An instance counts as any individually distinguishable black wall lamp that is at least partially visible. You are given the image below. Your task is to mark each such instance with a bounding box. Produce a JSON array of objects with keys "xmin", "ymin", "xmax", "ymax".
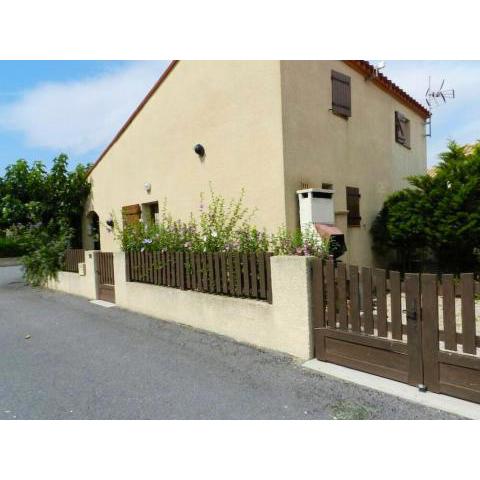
[
  {"xmin": 194, "ymin": 144, "xmax": 205, "ymax": 157},
  {"xmin": 106, "ymin": 219, "xmax": 114, "ymax": 228}
]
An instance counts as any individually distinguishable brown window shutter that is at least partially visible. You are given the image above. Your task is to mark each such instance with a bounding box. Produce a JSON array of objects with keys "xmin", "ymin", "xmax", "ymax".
[
  {"xmin": 122, "ymin": 204, "xmax": 141, "ymax": 226},
  {"xmin": 395, "ymin": 111, "xmax": 411, "ymax": 148},
  {"xmin": 331, "ymin": 70, "xmax": 351, "ymax": 118},
  {"xmin": 346, "ymin": 187, "xmax": 361, "ymax": 227}
]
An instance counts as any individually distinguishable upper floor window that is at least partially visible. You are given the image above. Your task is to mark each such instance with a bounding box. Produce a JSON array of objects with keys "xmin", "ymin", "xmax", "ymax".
[
  {"xmin": 331, "ymin": 70, "xmax": 351, "ymax": 118},
  {"xmin": 395, "ymin": 111, "xmax": 411, "ymax": 148}
]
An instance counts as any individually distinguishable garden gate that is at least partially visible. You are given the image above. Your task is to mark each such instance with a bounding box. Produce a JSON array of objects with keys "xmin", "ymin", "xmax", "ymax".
[
  {"xmin": 96, "ymin": 252, "xmax": 115, "ymax": 303},
  {"xmin": 312, "ymin": 259, "xmax": 480, "ymax": 404}
]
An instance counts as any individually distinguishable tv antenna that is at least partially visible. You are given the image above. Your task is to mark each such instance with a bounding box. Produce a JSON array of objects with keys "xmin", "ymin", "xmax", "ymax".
[
  {"xmin": 424, "ymin": 76, "xmax": 455, "ymax": 137},
  {"xmin": 425, "ymin": 77, "xmax": 455, "ymax": 109},
  {"xmin": 366, "ymin": 61, "xmax": 386, "ymax": 80}
]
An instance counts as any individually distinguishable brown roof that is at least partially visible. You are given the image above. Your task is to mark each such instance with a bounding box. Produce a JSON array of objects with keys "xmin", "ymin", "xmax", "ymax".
[
  {"xmin": 87, "ymin": 60, "xmax": 430, "ymax": 176},
  {"xmin": 343, "ymin": 61, "xmax": 430, "ymax": 120}
]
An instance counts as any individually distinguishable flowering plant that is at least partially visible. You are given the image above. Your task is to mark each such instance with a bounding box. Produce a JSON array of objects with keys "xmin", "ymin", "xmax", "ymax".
[{"xmin": 116, "ymin": 188, "xmax": 329, "ymax": 258}]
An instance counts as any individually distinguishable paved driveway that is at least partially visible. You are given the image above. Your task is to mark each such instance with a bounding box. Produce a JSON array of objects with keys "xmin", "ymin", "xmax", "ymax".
[{"xmin": 0, "ymin": 266, "xmax": 458, "ymax": 419}]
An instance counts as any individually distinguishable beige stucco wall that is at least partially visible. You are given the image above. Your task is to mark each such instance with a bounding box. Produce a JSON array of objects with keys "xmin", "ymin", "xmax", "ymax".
[
  {"xmin": 85, "ymin": 60, "xmax": 427, "ymax": 267},
  {"xmin": 47, "ymin": 250, "xmax": 98, "ymax": 298},
  {"xmin": 280, "ymin": 60, "xmax": 427, "ymax": 267},
  {"xmin": 84, "ymin": 61, "xmax": 286, "ymax": 252},
  {"xmin": 113, "ymin": 254, "xmax": 314, "ymax": 359}
]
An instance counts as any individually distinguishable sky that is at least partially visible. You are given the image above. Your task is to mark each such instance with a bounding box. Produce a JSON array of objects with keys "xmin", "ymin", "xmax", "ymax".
[{"xmin": 0, "ymin": 60, "xmax": 477, "ymax": 175}]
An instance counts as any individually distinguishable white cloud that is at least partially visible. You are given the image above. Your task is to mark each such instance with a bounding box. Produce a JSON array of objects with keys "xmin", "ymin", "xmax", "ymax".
[
  {"xmin": 380, "ymin": 60, "xmax": 480, "ymax": 165},
  {"xmin": 0, "ymin": 61, "xmax": 169, "ymax": 155}
]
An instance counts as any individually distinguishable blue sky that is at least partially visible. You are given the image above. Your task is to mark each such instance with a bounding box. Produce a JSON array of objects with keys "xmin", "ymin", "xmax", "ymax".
[{"xmin": 0, "ymin": 60, "xmax": 477, "ymax": 174}]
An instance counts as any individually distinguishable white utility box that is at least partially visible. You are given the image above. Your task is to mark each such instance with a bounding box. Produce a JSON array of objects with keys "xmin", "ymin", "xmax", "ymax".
[{"xmin": 296, "ymin": 188, "xmax": 335, "ymax": 227}]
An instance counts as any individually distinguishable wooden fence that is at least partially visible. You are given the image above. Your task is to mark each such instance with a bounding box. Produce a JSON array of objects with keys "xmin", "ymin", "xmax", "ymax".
[
  {"xmin": 126, "ymin": 251, "xmax": 273, "ymax": 303},
  {"xmin": 62, "ymin": 249, "xmax": 85, "ymax": 273},
  {"xmin": 313, "ymin": 258, "xmax": 480, "ymax": 403}
]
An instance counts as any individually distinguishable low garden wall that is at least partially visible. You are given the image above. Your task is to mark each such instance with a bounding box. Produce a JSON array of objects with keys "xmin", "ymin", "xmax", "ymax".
[
  {"xmin": 47, "ymin": 250, "xmax": 97, "ymax": 299},
  {"xmin": 115, "ymin": 253, "xmax": 314, "ymax": 359},
  {"xmin": 48, "ymin": 250, "xmax": 315, "ymax": 360}
]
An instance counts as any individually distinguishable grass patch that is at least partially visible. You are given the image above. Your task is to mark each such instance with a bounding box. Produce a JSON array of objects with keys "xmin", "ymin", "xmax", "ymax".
[{"xmin": 330, "ymin": 400, "xmax": 371, "ymax": 420}]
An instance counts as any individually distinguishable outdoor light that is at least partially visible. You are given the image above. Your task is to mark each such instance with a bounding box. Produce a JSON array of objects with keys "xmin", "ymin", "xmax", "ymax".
[
  {"xmin": 106, "ymin": 219, "xmax": 114, "ymax": 228},
  {"xmin": 144, "ymin": 182, "xmax": 152, "ymax": 193},
  {"xmin": 194, "ymin": 144, "xmax": 205, "ymax": 157}
]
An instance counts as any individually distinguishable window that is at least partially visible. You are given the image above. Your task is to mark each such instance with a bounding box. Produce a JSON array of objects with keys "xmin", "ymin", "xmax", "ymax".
[
  {"xmin": 331, "ymin": 70, "xmax": 351, "ymax": 118},
  {"xmin": 142, "ymin": 201, "xmax": 159, "ymax": 225},
  {"xmin": 122, "ymin": 204, "xmax": 141, "ymax": 226},
  {"xmin": 395, "ymin": 111, "xmax": 410, "ymax": 148},
  {"xmin": 346, "ymin": 187, "xmax": 361, "ymax": 227}
]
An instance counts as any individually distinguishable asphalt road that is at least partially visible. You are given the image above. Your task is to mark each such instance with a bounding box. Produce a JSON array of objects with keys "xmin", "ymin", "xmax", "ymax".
[{"xmin": 0, "ymin": 266, "xmax": 458, "ymax": 419}]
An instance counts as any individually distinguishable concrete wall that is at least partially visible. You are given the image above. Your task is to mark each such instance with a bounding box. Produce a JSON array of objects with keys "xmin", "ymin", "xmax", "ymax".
[
  {"xmin": 47, "ymin": 250, "xmax": 98, "ymax": 299},
  {"xmin": 48, "ymin": 252, "xmax": 315, "ymax": 359},
  {"xmin": 114, "ymin": 254, "xmax": 314, "ymax": 359},
  {"xmin": 280, "ymin": 60, "xmax": 427, "ymax": 267},
  {"xmin": 84, "ymin": 61, "xmax": 286, "ymax": 252}
]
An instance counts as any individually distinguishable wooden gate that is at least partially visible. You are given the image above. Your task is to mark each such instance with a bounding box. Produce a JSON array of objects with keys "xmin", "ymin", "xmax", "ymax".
[
  {"xmin": 312, "ymin": 259, "xmax": 480, "ymax": 403},
  {"xmin": 96, "ymin": 252, "xmax": 115, "ymax": 303}
]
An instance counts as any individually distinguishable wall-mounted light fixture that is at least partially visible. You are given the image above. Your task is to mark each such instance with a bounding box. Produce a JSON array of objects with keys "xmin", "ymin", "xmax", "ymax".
[
  {"xmin": 144, "ymin": 182, "xmax": 152, "ymax": 193},
  {"xmin": 194, "ymin": 144, "xmax": 205, "ymax": 157},
  {"xmin": 106, "ymin": 218, "xmax": 114, "ymax": 228}
]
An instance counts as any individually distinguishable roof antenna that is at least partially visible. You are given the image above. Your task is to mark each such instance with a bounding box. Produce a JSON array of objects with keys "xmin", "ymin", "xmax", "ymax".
[
  {"xmin": 424, "ymin": 76, "xmax": 455, "ymax": 137},
  {"xmin": 366, "ymin": 61, "xmax": 386, "ymax": 80},
  {"xmin": 425, "ymin": 76, "xmax": 455, "ymax": 109}
]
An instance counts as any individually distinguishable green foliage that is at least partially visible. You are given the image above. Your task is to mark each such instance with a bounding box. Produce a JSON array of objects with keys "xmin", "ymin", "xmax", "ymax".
[
  {"xmin": 270, "ymin": 224, "xmax": 329, "ymax": 257},
  {"xmin": 0, "ymin": 154, "xmax": 90, "ymax": 284},
  {"xmin": 0, "ymin": 154, "xmax": 90, "ymax": 244},
  {"xmin": 116, "ymin": 188, "xmax": 328, "ymax": 257},
  {"xmin": 14, "ymin": 221, "xmax": 73, "ymax": 286},
  {"xmin": 0, "ymin": 233, "xmax": 27, "ymax": 258},
  {"xmin": 372, "ymin": 141, "xmax": 480, "ymax": 272}
]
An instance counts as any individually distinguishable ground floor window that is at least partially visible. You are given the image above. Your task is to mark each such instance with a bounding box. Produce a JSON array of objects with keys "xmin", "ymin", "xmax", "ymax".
[
  {"xmin": 346, "ymin": 186, "xmax": 361, "ymax": 227},
  {"xmin": 142, "ymin": 201, "xmax": 159, "ymax": 225}
]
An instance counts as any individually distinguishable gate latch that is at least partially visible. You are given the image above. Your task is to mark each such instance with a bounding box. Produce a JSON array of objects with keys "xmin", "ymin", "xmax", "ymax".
[
  {"xmin": 406, "ymin": 299, "xmax": 418, "ymax": 322},
  {"xmin": 406, "ymin": 310, "xmax": 417, "ymax": 321}
]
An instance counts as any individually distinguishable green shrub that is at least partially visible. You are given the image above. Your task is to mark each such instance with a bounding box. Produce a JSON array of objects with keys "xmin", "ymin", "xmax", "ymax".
[
  {"xmin": 372, "ymin": 141, "xmax": 480, "ymax": 272},
  {"xmin": 270, "ymin": 224, "xmax": 329, "ymax": 257},
  {"xmin": 0, "ymin": 234, "xmax": 27, "ymax": 257},
  {"xmin": 116, "ymin": 188, "xmax": 329, "ymax": 257},
  {"xmin": 12, "ymin": 222, "xmax": 73, "ymax": 286}
]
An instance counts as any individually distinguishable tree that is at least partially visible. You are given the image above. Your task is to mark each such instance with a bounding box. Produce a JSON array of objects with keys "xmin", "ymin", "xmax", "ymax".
[
  {"xmin": 371, "ymin": 141, "xmax": 480, "ymax": 273},
  {"xmin": 0, "ymin": 154, "xmax": 90, "ymax": 285},
  {"xmin": 0, "ymin": 154, "xmax": 90, "ymax": 246}
]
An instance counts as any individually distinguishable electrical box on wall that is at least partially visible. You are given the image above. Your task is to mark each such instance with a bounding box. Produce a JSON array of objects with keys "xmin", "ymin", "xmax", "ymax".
[
  {"xmin": 297, "ymin": 188, "xmax": 335, "ymax": 226},
  {"xmin": 296, "ymin": 187, "xmax": 347, "ymax": 259}
]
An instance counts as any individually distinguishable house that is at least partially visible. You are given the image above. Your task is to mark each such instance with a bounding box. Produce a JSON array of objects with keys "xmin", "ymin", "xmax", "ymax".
[{"xmin": 83, "ymin": 60, "xmax": 429, "ymax": 267}]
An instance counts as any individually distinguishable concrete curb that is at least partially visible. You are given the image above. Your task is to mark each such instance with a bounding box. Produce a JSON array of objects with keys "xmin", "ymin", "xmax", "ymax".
[{"xmin": 303, "ymin": 359, "xmax": 480, "ymax": 419}]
